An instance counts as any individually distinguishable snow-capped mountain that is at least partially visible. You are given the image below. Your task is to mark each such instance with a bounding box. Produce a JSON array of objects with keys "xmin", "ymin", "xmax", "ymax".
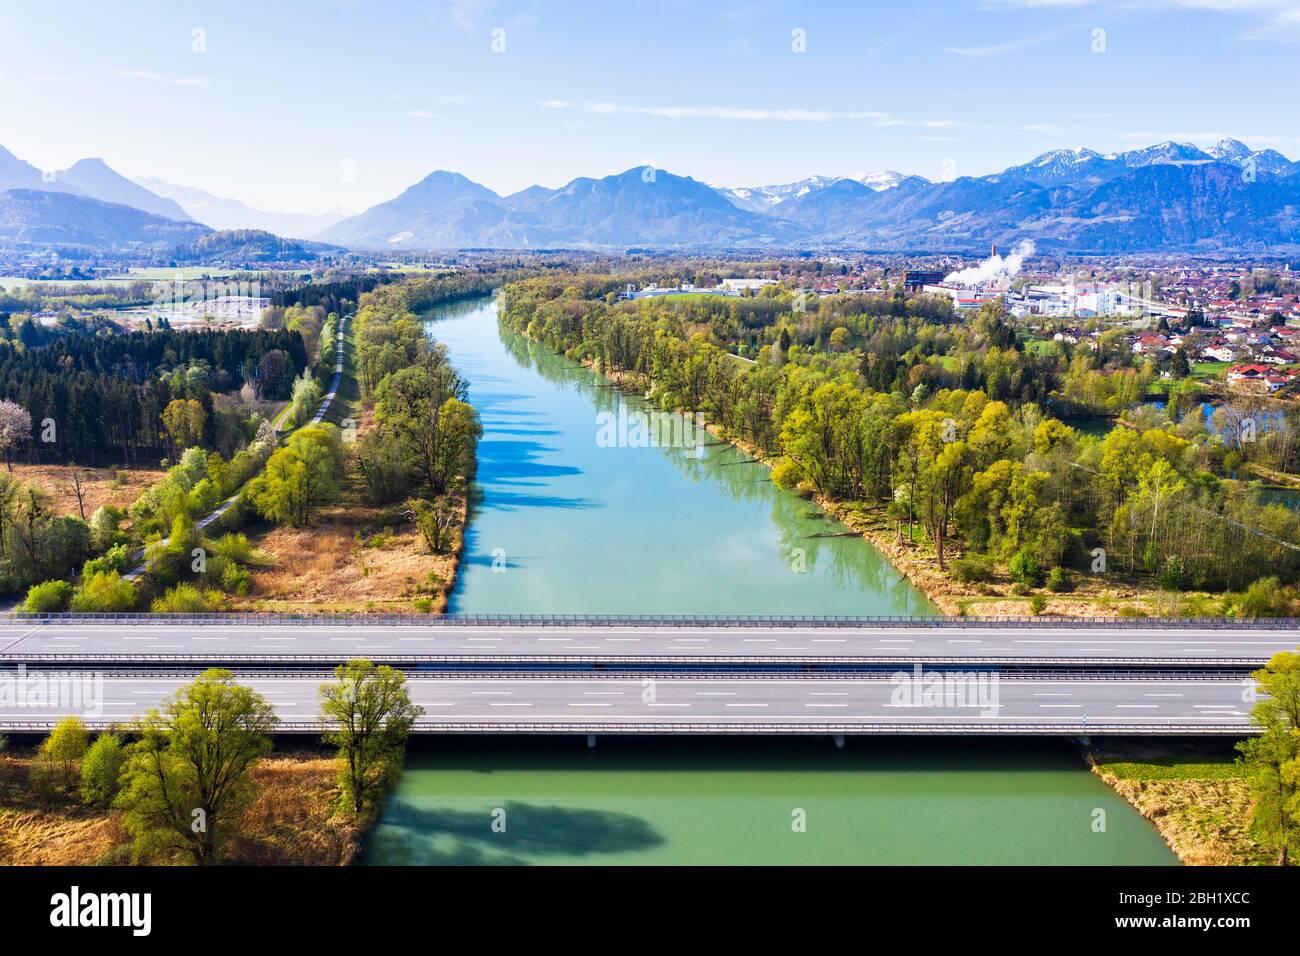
[{"xmin": 716, "ymin": 171, "xmax": 914, "ymax": 212}]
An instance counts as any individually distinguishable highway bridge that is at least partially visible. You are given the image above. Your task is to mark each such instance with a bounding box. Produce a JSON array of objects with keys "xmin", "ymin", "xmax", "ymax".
[
  {"xmin": 0, "ymin": 615, "xmax": 1288, "ymax": 737},
  {"xmin": 1, "ymin": 616, "xmax": 1294, "ymax": 667},
  {"xmin": 0, "ymin": 670, "xmax": 1258, "ymax": 736}
]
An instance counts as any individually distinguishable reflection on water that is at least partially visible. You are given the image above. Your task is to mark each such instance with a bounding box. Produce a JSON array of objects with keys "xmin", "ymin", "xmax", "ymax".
[
  {"xmin": 367, "ymin": 296, "xmax": 1179, "ymax": 868},
  {"xmin": 365, "ymin": 737, "xmax": 1179, "ymax": 866},
  {"xmin": 424, "ymin": 295, "xmax": 936, "ymax": 616}
]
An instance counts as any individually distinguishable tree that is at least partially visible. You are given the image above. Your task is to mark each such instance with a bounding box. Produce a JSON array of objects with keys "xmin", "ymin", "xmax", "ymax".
[
  {"xmin": 407, "ymin": 497, "xmax": 460, "ymax": 553},
  {"xmin": 80, "ymin": 732, "xmax": 126, "ymax": 807},
  {"xmin": 0, "ymin": 399, "xmax": 31, "ymax": 472},
  {"xmin": 38, "ymin": 716, "xmax": 89, "ymax": 791},
  {"xmin": 67, "ymin": 471, "xmax": 88, "ymax": 521},
  {"xmin": 355, "ymin": 425, "xmax": 413, "ymax": 505},
  {"xmin": 1237, "ymin": 650, "xmax": 1300, "ymax": 865},
  {"xmin": 161, "ymin": 399, "xmax": 206, "ymax": 455},
  {"xmin": 375, "ymin": 360, "xmax": 478, "ymax": 497},
  {"xmin": 116, "ymin": 669, "xmax": 277, "ymax": 864},
  {"xmin": 320, "ymin": 659, "xmax": 422, "ymax": 816},
  {"xmin": 289, "ymin": 369, "xmax": 323, "ymax": 427},
  {"xmin": 246, "ymin": 424, "xmax": 343, "ymax": 526}
]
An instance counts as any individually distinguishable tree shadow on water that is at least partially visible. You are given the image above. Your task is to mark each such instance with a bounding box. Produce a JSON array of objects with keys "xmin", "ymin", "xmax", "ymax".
[{"xmin": 372, "ymin": 802, "xmax": 664, "ymax": 866}]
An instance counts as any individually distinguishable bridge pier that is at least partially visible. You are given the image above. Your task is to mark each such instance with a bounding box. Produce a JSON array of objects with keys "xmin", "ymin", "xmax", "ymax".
[
  {"xmin": 586, "ymin": 733, "xmax": 597, "ymax": 749},
  {"xmin": 833, "ymin": 734, "xmax": 845, "ymax": 749}
]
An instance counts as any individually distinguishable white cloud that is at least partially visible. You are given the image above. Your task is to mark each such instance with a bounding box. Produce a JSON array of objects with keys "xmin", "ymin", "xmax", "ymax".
[
  {"xmin": 945, "ymin": 33, "xmax": 1057, "ymax": 56},
  {"xmin": 407, "ymin": 109, "xmax": 450, "ymax": 120},
  {"xmin": 114, "ymin": 68, "xmax": 210, "ymax": 88},
  {"xmin": 539, "ymin": 100, "xmax": 958, "ymax": 128},
  {"xmin": 449, "ymin": 0, "xmax": 489, "ymax": 30},
  {"xmin": 984, "ymin": 0, "xmax": 1300, "ymax": 37}
]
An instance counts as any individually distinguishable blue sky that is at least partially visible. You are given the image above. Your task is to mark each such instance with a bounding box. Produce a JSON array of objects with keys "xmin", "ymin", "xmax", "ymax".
[{"xmin": 2, "ymin": 0, "xmax": 1299, "ymax": 213}]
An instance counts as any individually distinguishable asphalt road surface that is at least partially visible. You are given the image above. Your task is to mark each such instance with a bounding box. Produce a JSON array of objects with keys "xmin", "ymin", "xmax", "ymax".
[
  {"xmin": 1, "ymin": 620, "xmax": 1293, "ymax": 666},
  {"xmin": 0, "ymin": 671, "xmax": 1256, "ymax": 735}
]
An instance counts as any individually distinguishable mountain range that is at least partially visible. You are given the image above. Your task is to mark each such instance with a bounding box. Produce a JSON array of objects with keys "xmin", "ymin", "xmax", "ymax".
[
  {"xmin": 314, "ymin": 138, "xmax": 1300, "ymax": 253},
  {"xmin": 2, "ymin": 138, "xmax": 1298, "ymax": 253},
  {"xmin": 134, "ymin": 177, "xmax": 348, "ymax": 240}
]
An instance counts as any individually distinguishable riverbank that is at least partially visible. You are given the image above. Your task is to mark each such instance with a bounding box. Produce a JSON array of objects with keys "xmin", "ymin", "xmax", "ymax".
[
  {"xmin": 579, "ymin": 354, "xmax": 1175, "ymax": 619},
  {"xmin": 1086, "ymin": 746, "xmax": 1271, "ymax": 866},
  {"xmin": 0, "ymin": 748, "xmax": 364, "ymax": 865}
]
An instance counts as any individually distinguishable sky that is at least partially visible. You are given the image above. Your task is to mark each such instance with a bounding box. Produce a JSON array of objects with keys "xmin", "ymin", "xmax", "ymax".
[{"xmin": 2, "ymin": 0, "xmax": 1299, "ymax": 215}]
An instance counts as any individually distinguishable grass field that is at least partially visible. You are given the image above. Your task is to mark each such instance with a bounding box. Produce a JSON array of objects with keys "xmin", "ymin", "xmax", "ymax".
[
  {"xmin": 1095, "ymin": 755, "xmax": 1245, "ymax": 781},
  {"xmin": 1191, "ymin": 360, "xmax": 1230, "ymax": 378},
  {"xmin": 10, "ymin": 462, "xmax": 165, "ymax": 519}
]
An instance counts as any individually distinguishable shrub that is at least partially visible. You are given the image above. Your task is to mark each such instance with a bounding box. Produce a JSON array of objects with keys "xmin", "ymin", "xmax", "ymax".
[
  {"xmin": 151, "ymin": 583, "xmax": 218, "ymax": 614},
  {"xmin": 220, "ymin": 562, "xmax": 252, "ymax": 595},
  {"xmin": 89, "ymin": 505, "xmax": 126, "ymax": 551},
  {"xmin": 951, "ymin": 556, "xmax": 995, "ymax": 584},
  {"xmin": 1009, "ymin": 549, "xmax": 1044, "ymax": 587},
  {"xmin": 1046, "ymin": 567, "xmax": 1072, "ymax": 593},
  {"xmin": 24, "ymin": 579, "xmax": 74, "ymax": 613},
  {"xmin": 770, "ymin": 459, "xmax": 803, "ymax": 491},
  {"xmin": 1232, "ymin": 576, "xmax": 1292, "ymax": 618},
  {"xmin": 70, "ymin": 572, "xmax": 138, "ymax": 613},
  {"xmin": 1029, "ymin": 594, "xmax": 1048, "ymax": 615},
  {"xmin": 80, "ymin": 733, "xmax": 126, "ymax": 807},
  {"xmin": 143, "ymin": 543, "xmax": 190, "ymax": 590},
  {"xmin": 211, "ymin": 532, "xmax": 258, "ymax": 565},
  {"xmin": 82, "ymin": 543, "xmax": 133, "ymax": 578},
  {"xmin": 1157, "ymin": 555, "xmax": 1189, "ymax": 591}
]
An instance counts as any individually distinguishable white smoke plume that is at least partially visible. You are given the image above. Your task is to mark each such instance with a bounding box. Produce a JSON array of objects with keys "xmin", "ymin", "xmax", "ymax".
[{"xmin": 944, "ymin": 240, "xmax": 1035, "ymax": 288}]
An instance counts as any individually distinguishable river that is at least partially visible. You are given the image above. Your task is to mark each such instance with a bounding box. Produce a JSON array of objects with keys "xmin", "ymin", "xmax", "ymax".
[{"xmin": 365, "ymin": 294, "xmax": 1177, "ymax": 866}]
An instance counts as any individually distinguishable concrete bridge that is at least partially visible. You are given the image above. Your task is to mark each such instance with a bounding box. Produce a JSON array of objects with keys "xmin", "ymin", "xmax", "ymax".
[{"xmin": 0, "ymin": 615, "xmax": 1287, "ymax": 737}]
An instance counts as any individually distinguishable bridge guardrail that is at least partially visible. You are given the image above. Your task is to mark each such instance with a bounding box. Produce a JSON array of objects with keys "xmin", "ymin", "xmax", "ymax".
[
  {"xmin": 0, "ymin": 718, "xmax": 1256, "ymax": 735},
  {"xmin": 5, "ymin": 612, "xmax": 1300, "ymax": 629}
]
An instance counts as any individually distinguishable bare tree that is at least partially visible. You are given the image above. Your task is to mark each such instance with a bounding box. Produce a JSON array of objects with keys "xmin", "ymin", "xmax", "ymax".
[
  {"xmin": 0, "ymin": 400, "xmax": 32, "ymax": 473},
  {"xmin": 67, "ymin": 470, "xmax": 88, "ymax": 521}
]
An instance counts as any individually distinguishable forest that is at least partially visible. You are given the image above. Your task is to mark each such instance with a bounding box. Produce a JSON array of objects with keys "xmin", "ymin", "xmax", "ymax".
[
  {"xmin": 501, "ymin": 274, "xmax": 1300, "ymax": 609},
  {"xmin": 0, "ymin": 324, "xmax": 308, "ymax": 465}
]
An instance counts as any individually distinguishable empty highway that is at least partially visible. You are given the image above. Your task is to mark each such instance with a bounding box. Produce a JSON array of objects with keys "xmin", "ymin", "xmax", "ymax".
[
  {"xmin": 1, "ymin": 618, "xmax": 1294, "ymax": 666},
  {"xmin": 0, "ymin": 670, "xmax": 1258, "ymax": 735}
]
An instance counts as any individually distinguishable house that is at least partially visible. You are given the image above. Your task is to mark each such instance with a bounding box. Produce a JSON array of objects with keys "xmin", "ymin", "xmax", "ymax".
[
  {"xmin": 1199, "ymin": 343, "xmax": 1236, "ymax": 362},
  {"xmin": 1260, "ymin": 345, "xmax": 1299, "ymax": 365},
  {"xmin": 1228, "ymin": 363, "xmax": 1295, "ymax": 392}
]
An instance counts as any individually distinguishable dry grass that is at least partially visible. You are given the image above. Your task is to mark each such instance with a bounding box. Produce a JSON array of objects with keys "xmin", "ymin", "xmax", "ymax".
[
  {"xmin": 0, "ymin": 749, "xmax": 362, "ymax": 866},
  {"xmin": 9, "ymin": 462, "xmax": 163, "ymax": 520},
  {"xmin": 231, "ymin": 406, "xmax": 466, "ymax": 615},
  {"xmin": 0, "ymin": 753, "xmax": 130, "ymax": 865},
  {"xmin": 230, "ymin": 754, "xmax": 363, "ymax": 866},
  {"xmin": 1094, "ymin": 769, "xmax": 1272, "ymax": 866}
]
